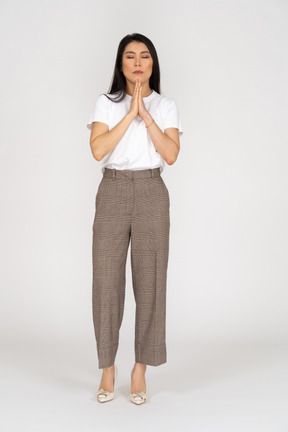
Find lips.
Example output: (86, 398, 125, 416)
(133, 71, 143, 74)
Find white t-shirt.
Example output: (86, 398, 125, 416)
(87, 89, 183, 173)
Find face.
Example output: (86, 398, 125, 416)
(121, 41, 153, 86)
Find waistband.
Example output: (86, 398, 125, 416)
(103, 167, 161, 180)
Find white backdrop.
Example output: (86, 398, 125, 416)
(0, 0, 288, 430)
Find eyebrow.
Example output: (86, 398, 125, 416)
(124, 50, 150, 54)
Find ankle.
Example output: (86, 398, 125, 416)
(132, 363, 147, 373)
(101, 365, 115, 377)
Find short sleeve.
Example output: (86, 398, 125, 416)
(163, 100, 183, 137)
(87, 94, 109, 130)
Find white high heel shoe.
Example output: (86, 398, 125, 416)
(96, 364, 118, 403)
(130, 368, 147, 405)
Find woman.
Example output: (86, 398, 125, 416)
(87, 33, 183, 404)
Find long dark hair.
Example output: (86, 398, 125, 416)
(103, 33, 161, 103)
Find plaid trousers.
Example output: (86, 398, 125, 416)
(92, 167, 170, 368)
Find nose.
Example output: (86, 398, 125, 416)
(134, 56, 142, 67)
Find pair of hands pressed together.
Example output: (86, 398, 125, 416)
(128, 79, 150, 121)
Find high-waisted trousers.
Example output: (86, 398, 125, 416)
(92, 167, 170, 369)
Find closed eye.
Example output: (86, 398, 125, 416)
(127, 56, 149, 59)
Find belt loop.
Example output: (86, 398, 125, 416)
(151, 169, 154, 178)
(113, 169, 116, 180)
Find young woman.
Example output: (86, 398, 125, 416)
(87, 33, 183, 405)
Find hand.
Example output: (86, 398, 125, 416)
(128, 79, 140, 120)
(137, 80, 149, 119)
(128, 79, 149, 120)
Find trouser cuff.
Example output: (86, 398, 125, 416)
(97, 343, 118, 369)
(135, 341, 167, 366)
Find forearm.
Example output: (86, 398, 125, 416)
(142, 113, 179, 165)
(91, 113, 135, 160)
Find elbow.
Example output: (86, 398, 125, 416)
(92, 151, 103, 161)
(166, 154, 178, 165)
(166, 148, 179, 165)
(90, 141, 103, 161)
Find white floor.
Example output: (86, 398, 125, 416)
(1, 339, 288, 432)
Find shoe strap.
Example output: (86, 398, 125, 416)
(97, 389, 112, 397)
(132, 391, 146, 401)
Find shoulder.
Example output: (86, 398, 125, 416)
(94, 92, 118, 103)
(95, 93, 110, 104)
(97, 92, 128, 106)
(92, 93, 120, 113)
(91, 94, 109, 111)
(154, 92, 177, 109)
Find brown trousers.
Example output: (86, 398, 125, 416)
(92, 167, 170, 368)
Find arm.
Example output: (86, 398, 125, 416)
(142, 112, 180, 165)
(90, 113, 135, 161)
